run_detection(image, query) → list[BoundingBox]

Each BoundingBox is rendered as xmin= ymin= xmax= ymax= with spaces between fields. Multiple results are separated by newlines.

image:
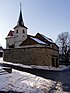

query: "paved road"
xmin=0 ymin=63 xmax=70 ymax=93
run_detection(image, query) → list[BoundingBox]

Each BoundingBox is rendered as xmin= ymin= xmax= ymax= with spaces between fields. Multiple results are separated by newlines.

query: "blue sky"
xmin=0 ymin=0 xmax=70 ymax=48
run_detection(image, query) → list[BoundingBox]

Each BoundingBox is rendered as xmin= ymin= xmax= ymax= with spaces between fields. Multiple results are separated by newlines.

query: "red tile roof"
xmin=7 ymin=30 xmax=14 ymax=36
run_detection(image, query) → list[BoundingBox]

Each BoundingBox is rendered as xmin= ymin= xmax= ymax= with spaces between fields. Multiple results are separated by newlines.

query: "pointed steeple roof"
xmin=18 ymin=3 xmax=24 ymax=26
xmin=14 ymin=3 xmax=28 ymax=29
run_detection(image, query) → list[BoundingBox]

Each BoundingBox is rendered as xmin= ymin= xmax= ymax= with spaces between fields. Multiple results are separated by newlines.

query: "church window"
xmin=23 ymin=30 xmax=25 ymax=33
xmin=16 ymin=30 xmax=18 ymax=33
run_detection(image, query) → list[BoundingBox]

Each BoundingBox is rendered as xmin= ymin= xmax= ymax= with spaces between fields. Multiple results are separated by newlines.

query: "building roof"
xmin=18 ymin=8 xmax=24 ymax=26
xmin=30 ymin=37 xmax=46 ymax=45
xmin=20 ymin=36 xmax=46 ymax=46
xmin=13 ymin=4 xmax=28 ymax=29
xmin=20 ymin=33 xmax=59 ymax=47
xmin=39 ymin=33 xmax=53 ymax=43
xmin=7 ymin=30 xmax=14 ymax=37
xmin=35 ymin=33 xmax=53 ymax=43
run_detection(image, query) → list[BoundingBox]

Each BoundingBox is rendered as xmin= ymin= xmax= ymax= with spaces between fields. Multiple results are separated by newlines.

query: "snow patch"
xmin=30 ymin=37 xmax=46 ymax=45
xmin=0 ymin=58 xmax=64 ymax=93
xmin=0 ymin=69 xmax=55 ymax=92
xmin=31 ymin=65 xmax=70 ymax=71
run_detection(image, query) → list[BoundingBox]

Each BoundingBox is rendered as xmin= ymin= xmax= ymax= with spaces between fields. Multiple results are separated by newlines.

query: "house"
xmin=4 ymin=5 xmax=59 ymax=67
xmin=0 ymin=46 xmax=3 ymax=57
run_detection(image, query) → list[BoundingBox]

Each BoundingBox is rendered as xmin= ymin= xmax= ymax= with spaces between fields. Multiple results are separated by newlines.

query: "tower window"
xmin=16 ymin=30 xmax=18 ymax=33
xmin=23 ymin=30 xmax=25 ymax=33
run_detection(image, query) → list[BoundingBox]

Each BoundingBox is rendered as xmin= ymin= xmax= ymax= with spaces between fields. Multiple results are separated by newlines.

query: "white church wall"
xmin=6 ymin=37 xmax=14 ymax=48
xmin=14 ymin=26 xmax=27 ymax=42
xmin=14 ymin=26 xmax=27 ymax=48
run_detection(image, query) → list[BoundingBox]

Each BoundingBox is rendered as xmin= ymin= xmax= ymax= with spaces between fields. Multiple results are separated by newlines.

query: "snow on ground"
xmin=0 ymin=58 xmax=70 ymax=71
xmin=0 ymin=58 xmax=65 ymax=93
xmin=0 ymin=66 xmax=8 ymax=75
xmin=31 ymin=65 xmax=70 ymax=71
xmin=0 ymin=67 xmax=63 ymax=93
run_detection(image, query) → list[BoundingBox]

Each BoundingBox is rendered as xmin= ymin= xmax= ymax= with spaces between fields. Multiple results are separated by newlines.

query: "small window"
xmin=16 ymin=30 xmax=18 ymax=33
xmin=23 ymin=30 xmax=25 ymax=33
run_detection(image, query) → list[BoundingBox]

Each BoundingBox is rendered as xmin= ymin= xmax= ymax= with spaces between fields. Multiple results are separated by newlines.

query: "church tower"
xmin=14 ymin=3 xmax=28 ymax=47
xmin=6 ymin=3 xmax=28 ymax=48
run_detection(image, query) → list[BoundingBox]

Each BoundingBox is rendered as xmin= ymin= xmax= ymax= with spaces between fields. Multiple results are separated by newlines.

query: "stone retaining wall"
xmin=3 ymin=47 xmax=59 ymax=66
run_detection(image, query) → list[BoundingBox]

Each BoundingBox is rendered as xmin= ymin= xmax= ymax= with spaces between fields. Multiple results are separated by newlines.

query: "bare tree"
xmin=56 ymin=32 xmax=70 ymax=63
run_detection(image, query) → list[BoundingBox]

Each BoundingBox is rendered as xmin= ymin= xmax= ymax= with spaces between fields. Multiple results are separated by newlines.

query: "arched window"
xmin=16 ymin=30 xmax=18 ymax=33
xmin=23 ymin=30 xmax=25 ymax=33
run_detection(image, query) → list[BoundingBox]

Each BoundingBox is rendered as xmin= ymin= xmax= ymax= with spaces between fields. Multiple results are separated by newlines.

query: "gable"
xmin=20 ymin=36 xmax=46 ymax=46
xmin=7 ymin=30 xmax=14 ymax=37
xmin=20 ymin=37 xmax=39 ymax=46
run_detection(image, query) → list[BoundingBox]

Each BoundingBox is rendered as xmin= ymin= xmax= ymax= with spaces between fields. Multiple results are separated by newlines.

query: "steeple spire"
xmin=14 ymin=3 xmax=28 ymax=29
xmin=18 ymin=2 xmax=24 ymax=26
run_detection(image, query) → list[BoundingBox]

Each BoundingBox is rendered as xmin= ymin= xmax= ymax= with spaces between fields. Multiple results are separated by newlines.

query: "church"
xmin=4 ymin=5 xmax=59 ymax=67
